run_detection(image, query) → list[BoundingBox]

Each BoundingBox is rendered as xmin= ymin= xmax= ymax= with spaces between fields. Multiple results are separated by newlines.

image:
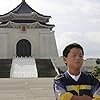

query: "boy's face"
xmin=64 ymin=48 xmax=83 ymax=71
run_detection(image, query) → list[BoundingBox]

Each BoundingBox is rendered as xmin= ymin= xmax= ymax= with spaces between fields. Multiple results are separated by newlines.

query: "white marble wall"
xmin=0 ymin=28 xmax=58 ymax=59
xmin=0 ymin=32 xmax=8 ymax=59
xmin=40 ymin=31 xmax=58 ymax=58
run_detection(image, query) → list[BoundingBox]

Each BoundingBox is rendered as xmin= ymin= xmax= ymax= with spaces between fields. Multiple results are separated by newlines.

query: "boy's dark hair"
xmin=63 ymin=43 xmax=84 ymax=57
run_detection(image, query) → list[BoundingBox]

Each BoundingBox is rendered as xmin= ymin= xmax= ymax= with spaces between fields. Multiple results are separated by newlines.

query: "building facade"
xmin=0 ymin=0 xmax=58 ymax=59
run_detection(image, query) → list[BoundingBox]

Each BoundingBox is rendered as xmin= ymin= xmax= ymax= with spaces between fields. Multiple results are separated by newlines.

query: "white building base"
xmin=10 ymin=57 xmax=38 ymax=78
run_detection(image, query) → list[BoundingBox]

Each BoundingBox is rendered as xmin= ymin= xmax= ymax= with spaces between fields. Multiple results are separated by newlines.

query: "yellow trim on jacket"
xmin=59 ymin=92 xmax=73 ymax=100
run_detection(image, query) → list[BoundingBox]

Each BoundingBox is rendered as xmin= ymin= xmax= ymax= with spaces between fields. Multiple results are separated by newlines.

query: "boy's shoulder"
xmin=81 ymin=71 xmax=99 ymax=82
xmin=54 ymin=73 xmax=65 ymax=81
xmin=81 ymin=71 xmax=91 ymax=76
xmin=82 ymin=71 xmax=95 ymax=78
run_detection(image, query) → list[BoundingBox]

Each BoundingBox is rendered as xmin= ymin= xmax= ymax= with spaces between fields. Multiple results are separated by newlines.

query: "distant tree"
xmin=91 ymin=66 xmax=100 ymax=79
xmin=96 ymin=58 xmax=100 ymax=64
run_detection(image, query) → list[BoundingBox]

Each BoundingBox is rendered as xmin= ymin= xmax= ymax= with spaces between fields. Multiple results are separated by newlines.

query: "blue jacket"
xmin=53 ymin=71 xmax=100 ymax=100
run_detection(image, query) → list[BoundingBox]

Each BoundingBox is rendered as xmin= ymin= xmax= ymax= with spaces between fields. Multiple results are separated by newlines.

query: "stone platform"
xmin=0 ymin=78 xmax=55 ymax=100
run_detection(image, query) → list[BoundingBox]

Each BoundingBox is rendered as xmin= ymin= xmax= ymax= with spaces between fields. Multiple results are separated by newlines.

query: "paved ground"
xmin=0 ymin=78 xmax=55 ymax=100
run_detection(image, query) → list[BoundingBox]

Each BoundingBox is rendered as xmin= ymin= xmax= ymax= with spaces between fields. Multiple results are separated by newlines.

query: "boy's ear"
xmin=63 ymin=57 xmax=67 ymax=65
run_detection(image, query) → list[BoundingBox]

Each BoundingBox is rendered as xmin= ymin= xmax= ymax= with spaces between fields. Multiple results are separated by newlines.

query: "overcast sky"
xmin=0 ymin=0 xmax=100 ymax=58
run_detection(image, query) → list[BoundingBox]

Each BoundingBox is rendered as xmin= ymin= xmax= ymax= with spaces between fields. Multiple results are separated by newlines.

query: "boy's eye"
xmin=80 ymin=55 xmax=83 ymax=57
xmin=71 ymin=54 xmax=83 ymax=57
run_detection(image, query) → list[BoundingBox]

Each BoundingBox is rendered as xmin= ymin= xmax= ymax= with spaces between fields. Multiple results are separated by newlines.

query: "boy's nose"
xmin=76 ymin=55 xmax=80 ymax=60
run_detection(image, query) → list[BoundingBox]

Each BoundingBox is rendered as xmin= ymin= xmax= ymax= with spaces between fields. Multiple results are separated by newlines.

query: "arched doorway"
xmin=16 ymin=39 xmax=31 ymax=57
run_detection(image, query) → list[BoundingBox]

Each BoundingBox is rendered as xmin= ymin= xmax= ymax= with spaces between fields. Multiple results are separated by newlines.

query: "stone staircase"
xmin=10 ymin=57 xmax=38 ymax=78
xmin=0 ymin=78 xmax=55 ymax=100
xmin=0 ymin=58 xmax=58 ymax=78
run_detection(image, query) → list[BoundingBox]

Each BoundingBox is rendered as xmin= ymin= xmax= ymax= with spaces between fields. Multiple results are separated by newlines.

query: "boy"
xmin=54 ymin=43 xmax=100 ymax=100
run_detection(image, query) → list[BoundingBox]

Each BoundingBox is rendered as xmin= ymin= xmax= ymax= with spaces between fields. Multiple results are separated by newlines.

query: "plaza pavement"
xmin=0 ymin=78 xmax=55 ymax=100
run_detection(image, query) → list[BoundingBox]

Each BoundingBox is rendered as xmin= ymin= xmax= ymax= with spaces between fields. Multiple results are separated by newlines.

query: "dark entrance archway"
xmin=16 ymin=39 xmax=31 ymax=57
